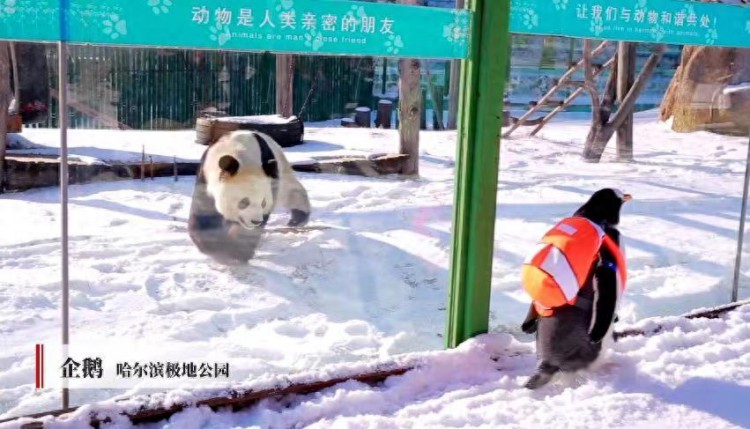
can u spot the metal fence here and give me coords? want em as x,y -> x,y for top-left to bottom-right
27,44 -> 375,130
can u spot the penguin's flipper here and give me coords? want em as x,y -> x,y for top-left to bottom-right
521,303 -> 540,334
588,260 -> 619,344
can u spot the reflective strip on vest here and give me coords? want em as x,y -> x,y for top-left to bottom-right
522,217 -> 626,316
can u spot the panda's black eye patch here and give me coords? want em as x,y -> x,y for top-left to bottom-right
219,155 -> 240,176
238,198 -> 250,210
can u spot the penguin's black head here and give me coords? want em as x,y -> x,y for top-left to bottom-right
573,188 -> 632,227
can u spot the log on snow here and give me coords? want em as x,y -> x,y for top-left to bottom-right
195,115 -> 305,148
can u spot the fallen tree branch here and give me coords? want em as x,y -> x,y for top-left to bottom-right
614,299 -> 750,340
11,367 -> 412,429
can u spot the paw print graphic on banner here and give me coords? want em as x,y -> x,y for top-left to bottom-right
209,21 -> 232,46
345,5 -> 368,20
304,29 -> 324,52
443,10 -> 469,45
147,0 -> 171,15
589,16 -> 604,36
552,0 -> 569,11
522,9 -> 539,30
385,34 -> 404,55
705,28 -> 718,45
102,14 -> 128,40
0,0 -> 17,18
651,23 -> 666,42
276,0 -> 294,12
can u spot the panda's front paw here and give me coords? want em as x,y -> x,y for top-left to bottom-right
288,209 -> 310,227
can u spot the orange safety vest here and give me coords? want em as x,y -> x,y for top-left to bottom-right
522,216 -> 627,317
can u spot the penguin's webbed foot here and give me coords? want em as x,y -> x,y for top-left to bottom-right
521,319 -> 538,334
524,363 -> 559,390
524,372 -> 555,390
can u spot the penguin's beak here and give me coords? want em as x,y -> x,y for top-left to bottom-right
623,193 -> 632,202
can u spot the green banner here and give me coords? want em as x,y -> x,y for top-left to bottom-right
0,0 -> 471,59
4,0 -> 750,56
510,0 -> 749,48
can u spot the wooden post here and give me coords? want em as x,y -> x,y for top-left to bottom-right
173,156 -> 178,182
9,42 -> 19,112
447,0 -> 466,130
377,99 -> 393,128
276,54 -> 294,118
432,85 -> 445,130
420,88 -> 427,130
141,145 -> 145,181
0,42 -> 9,194
616,42 -> 636,162
355,106 -> 371,127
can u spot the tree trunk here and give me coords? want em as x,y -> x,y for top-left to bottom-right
399,58 -> 421,176
582,44 -> 665,163
616,42 -> 636,162
446,0 -> 466,130
0,42 -> 10,193
397,0 -> 423,176
659,46 -> 750,135
276,54 -> 294,118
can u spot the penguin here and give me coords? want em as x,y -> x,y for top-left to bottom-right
521,188 -> 631,390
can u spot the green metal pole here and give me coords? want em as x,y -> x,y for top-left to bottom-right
446,0 -> 511,348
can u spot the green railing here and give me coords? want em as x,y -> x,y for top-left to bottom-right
27,45 -> 376,129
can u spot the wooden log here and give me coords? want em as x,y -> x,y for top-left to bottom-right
614,299 -> 750,340
11,367 -> 412,429
341,117 -> 357,128
355,106 -> 372,128
376,99 -> 394,128
2,152 -> 413,193
2,155 -> 202,192
291,153 -> 410,177
194,115 -> 305,148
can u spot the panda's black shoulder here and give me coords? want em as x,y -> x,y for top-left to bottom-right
195,147 -> 212,185
253,133 -> 279,179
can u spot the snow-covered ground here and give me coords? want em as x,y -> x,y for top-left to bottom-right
2,111 -> 750,427
23,303 -> 750,429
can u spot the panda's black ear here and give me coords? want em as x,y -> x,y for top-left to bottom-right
218,155 -> 240,177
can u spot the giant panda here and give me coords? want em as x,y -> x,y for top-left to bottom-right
188,130 -> 311,264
